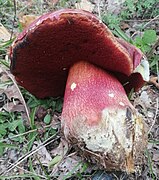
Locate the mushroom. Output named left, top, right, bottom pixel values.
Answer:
left=10, top=9, right=149, bottom=172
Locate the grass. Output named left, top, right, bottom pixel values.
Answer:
left=120, top=0, right=159, bottom=20
left=145, top=149, right=156, bottom=180
left=0, top=37, right=63, bottom=178
left=102, top=14, right=158, bottom=75
left=0, top=0, right=159, bottom=179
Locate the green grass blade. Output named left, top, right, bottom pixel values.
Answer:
left=0, top=59, right=10, bottom=68
left=29, top=157, right=41, bottom=180
left=113, top=26, right=133, bottom=43
left=0, top=142, right=19, bottom=149
left=63, top=161, right=83, bottom=180
left=145, top=149, right=156, bottom=180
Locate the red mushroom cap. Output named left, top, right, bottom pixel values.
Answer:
left=10, top=9, right=148, bottom=98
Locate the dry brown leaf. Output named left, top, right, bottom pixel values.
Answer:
left=32, top=141, right=52, bottom=166
left=153, top=152, right=159, bottom=162
left=149, top=76, right=159, bottom=89
left=1, top=73, right=10, bottom=83
left=36, top=106, right=47, bottom=120
left=19, top=15, right=39, bottom=29
left=3, top=102, right=25, bottom=112
left=0, top=23, right=11, bottom=41
left=51, top=138, right=69, bottom=157
left=3, top=101, right=17, bottom=112
left=57, top=154, right=83, bottom=178
left=75, top=0, right=95, bottom=12
left=5, top=84, right=23, bottom=101
left=12, top=104, right=25, bottom=112
left=11, top=104, right=25, bottom=112
left=120, top=22, right=130, bottom=30
left=0, top=67, right=11, bottom=83
left=140, top=91, right=151, bottom=107
left=51, top=113, right=61, bottom=130
left=0, top=66, right=30, bottom=122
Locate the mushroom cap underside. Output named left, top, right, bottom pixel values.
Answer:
left=10, top=9, right=147, bottom=98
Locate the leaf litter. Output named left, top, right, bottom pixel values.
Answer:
left=0, top=66, right=30, bottom=122
left=0, top=23, right=11, bottom=42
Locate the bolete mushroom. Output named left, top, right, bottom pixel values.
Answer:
left=10, top=9, right=149, bottom=172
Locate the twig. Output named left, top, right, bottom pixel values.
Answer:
left=6, top=162, right=47, bottom=179
left=148, top=97, right=159, bottom=134
left=0, top=124, right=52, bottom=143
left=1, top=133, right=60, bottom=175
left=143, top=15, right=159, bottom=28
left=10, top=0, right=17, bottom=40
left=146, top=37, right=159, bottom=59
left=97, top=0, right=101, bottom=20
left=1, top=67, right=31, bottom=124
left=123, top=18, right=159, bottom=23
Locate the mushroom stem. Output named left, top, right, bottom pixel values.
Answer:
left=62, top=61, right=147, bottom=172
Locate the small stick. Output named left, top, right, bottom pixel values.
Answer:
left=143, top=15, right=159, bottom=28
left=1, top=67, right=31, bottom=124
left=10, top=0, right=17, bottom=40
left=1, top=133, right=60, bottom=175
left=146, top=38, right=159, bottom=59
left=148, top=97, right=159, bottom=134
left=123, top=18, right=159, bottom=23
left=97, top=0, right=101, bottom=20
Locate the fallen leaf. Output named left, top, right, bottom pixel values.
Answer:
left=32, top=141, right=52, bottom=166
left=57, top=154, right=83, bottom=177
left=19, top=15, right=39, bottom=29
left=51, top=138, right=69, bottom=157
left=12, top=104, right=25, bottom=112
left=51, top=113, right=61, bottom=130
left=120, top=22, right=130, bottom=30
left=75, top=0, right=95, bottom=12
left=0, top=67, right=12, bottom=84
left=107, top=0, right=126, bottom=15
left=153, top=152, right=159, bottom=162
left=0, top=23, right=11, bottom=41
left=140, top=91, right=151, bottom=107
left=8, top=149, right=19, bottom=163
left=5, top=85, right=23, bottom=101
left=44, top=114, right=51, bottom=124
left=3, top=102, right=25, bottom=113
left=36, top=106, right=47, bottom=120
left=48, top=155, right=62, bottom=168
left=149, top=76, right=159, bottom=89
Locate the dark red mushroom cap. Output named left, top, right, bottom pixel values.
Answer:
left=10, top=9, right=149, bottom=98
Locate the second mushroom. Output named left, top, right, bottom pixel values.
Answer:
left=10, top=9, right=149, bottom=172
